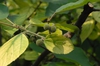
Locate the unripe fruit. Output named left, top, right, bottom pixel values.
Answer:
left=44, top=23, right=51, bottom=30
left=50, top=25, right=56, bottom=33
left=36, top=39, right=44, bottom=46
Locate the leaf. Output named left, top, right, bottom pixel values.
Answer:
left=44, top=62, right=76, bottom=66
left=29, top=42, right=44, bottom=53
left=55, top=47, right=92, bottom=66
left=44, top=34, right=74, bottom=54
left=56, top=23, right=79, bottom=32
left=45, top=0, right=77, bottom=16
left=39, top=29, right=62, bottom=37
left=13, top=0, right=29, bottom=8
left=80, top=20, right=94, bottom=42
left=55, top=0, right=88, bottom=13
left=0, top=33, right=29, bottom=66
left=90, top=0, right=100, bottom=2
left=8, top=7, right=34, bottom=25
left=24, top=51, right=39, bottom=61
left=92, top=12, right=100, bottom=23
left=30, top=19, right=55, bottom=27
left=0, top=4, right=9, bottom=19
left=0, top=19, right=17, bottom=35
left=30, top=18, right=45, bottom=27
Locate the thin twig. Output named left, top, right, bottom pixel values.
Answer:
left=47, top=12, right=56, bottom=23
left=0, top=22, right=17, bottom=29
left=0, top=21, right=44, bottom=39
left=34, top=1, right=42, bottom=12
left=29, top=1, right=42, bottom=18
left=6, top=18, right=15, bottom=25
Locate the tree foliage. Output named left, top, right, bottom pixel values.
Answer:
left=0, top=0, right=100, bottom=66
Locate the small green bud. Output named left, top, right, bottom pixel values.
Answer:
left=50, top=25, right=56, bottom=33
left=44, top=23, right=51, bottom=30
left=36, top=39, right=44, bottom=46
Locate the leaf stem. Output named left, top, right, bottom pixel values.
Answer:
left=6, top=18, right=15, bottom=25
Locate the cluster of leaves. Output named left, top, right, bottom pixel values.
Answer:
left=0, top=0, right=100, bottom=66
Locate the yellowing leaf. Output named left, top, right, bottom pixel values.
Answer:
left=80, top=20, right=94, bottom=42
left=44, top=34, right=74, bottom=54
left=51, top=29, right=62, bottom=36
left=0, top=33, right=29, bottom=66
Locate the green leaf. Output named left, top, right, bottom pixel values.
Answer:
left=44, top=34, right=74, bottom=54
left=0, top=19, right=17, bottom=35
left=80, top=20, right=94, bottom=42
left=29, top=42, right=44, bottom=53
left=30, top=18, right=45, bottom=27
left=0, top=33, right=29, bottom=66
left=44, top=62, right=76, bottom=66
left=88, top=30, right=98, bottom=40
left=24, top=51, right=39, bottom=61
left=92, top=12, right=100, bottom=23
left=55, top=47, right=92, bottom=66
left=45, top=0, right=77, bottom=16
left=34, top=11, right=47, bottom=21
left=56, top=23, right=79, bottom=32
left=90, top=0, right=100, bottom=2
left=8, top=7, right=34, bottom=25
left=0, top=4, right=9, bottom=19
left=13, top=0, right=29, bottom=8
left=55, top=0, right=88, bottom=13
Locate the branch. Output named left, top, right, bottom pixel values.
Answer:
left=31, top=50, right=50, bottom=66
left=64, top=3, right=99, bottom=38
left=75, top=3, right=94, bottom=29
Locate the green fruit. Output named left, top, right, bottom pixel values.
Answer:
left=50, top=25, right=56, bottom=33
left=36, top=39, right=44, bottom=46
left=44, top=23, right=51, bottom=30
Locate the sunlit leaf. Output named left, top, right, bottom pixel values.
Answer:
left=80, top=20, right=94, bottom=42
left=0, top=4, right=9, bottom=19
left=39, top=29, right=62, bottom=37
left=51, top=29, right=62, bottom=36
left=0, top=33, right=29, bottom=66
left=55, top=47, right=92, bottom=66
left=44, top=34, right=74, bottom=54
